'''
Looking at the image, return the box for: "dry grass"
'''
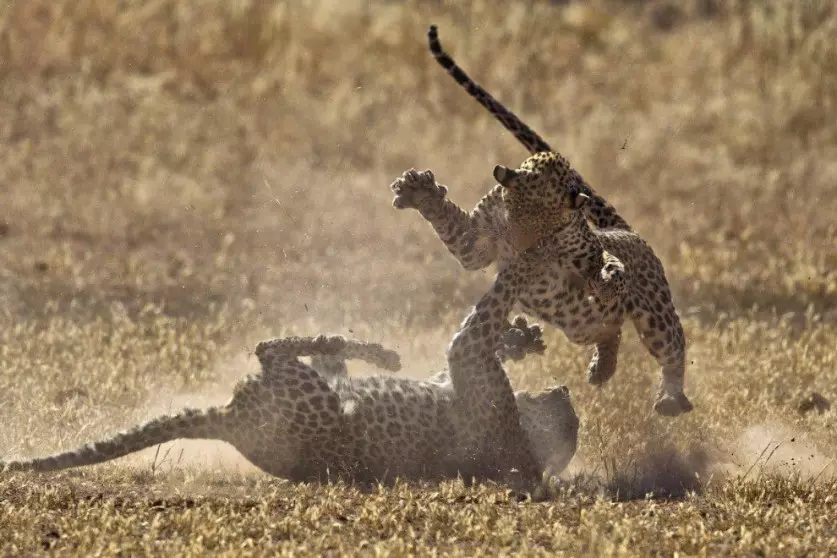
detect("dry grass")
[1,0,836,555]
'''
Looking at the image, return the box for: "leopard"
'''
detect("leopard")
[389,25,693,417]
[425,24,630,232]
[1,303,578,486]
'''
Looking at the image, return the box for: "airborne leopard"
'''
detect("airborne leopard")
[390,25,692,416]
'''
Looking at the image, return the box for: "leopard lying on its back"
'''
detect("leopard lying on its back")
[2,314,578,485]
[390,25,692,416]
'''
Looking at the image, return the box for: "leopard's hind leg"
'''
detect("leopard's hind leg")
[587,330,621,386]
[628,285,693,417]
[256,335,401,378]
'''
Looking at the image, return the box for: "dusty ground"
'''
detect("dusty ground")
[1,0,836,555]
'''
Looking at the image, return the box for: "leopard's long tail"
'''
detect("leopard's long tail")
[428,24,552,155]
[427,24,631,231]
[254,335,401,373]
[1,407,227,473]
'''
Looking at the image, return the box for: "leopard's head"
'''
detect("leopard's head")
[514,384,579,477]
[494,152,589,252]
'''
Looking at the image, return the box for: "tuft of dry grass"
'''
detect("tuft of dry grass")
[1,0,836,554]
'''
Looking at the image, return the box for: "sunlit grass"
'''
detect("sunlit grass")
[0,0,835,554]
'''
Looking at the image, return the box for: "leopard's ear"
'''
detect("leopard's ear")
[571,192,590,210]
[493,165,519,187]
[542,385,571,402]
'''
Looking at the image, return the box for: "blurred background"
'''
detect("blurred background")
[1,0,835,490]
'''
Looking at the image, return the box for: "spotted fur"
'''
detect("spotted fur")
[392,156,693,416]
[393,25,692,416]
[427,24,630,231]
[2,313,578,483]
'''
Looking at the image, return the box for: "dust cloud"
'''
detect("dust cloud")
[118,326,451,475]
[127,329,834,501]
[566,421,834,501]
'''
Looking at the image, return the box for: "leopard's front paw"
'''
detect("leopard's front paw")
[500,315,546,362]
[601,260,625,284]
[390,169,448,211]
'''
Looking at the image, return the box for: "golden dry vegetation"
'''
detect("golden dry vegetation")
[1,0,836,555]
